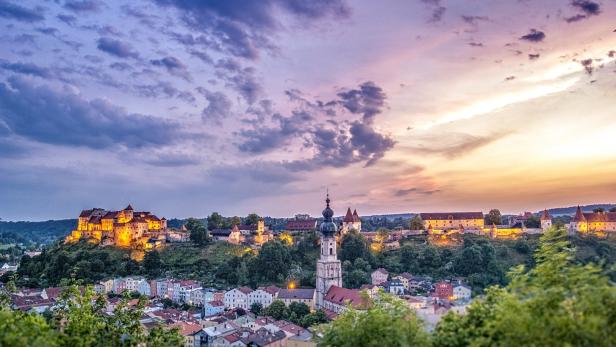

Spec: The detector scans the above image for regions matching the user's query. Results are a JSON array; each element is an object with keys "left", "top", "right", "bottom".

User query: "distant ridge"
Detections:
[{"left": 545, "top": 204, "right": 616, "bottom": 216}]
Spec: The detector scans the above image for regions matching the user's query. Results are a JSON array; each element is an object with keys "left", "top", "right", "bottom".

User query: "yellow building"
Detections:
[
  {"left": 420, "top": 212, "right": 484, "bottom": 231},
  {"left": 66, "top": 204, "right": 167, "bottom": 248},
  {"left": 570, "top": 205, "right": 616, "bottom": 233}
]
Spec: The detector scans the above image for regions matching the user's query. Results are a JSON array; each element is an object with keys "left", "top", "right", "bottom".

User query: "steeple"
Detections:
[
  {"left": 343, "top": 208, "right": 354, "bottom": 223},
  {"left": 320, "top": 192, "right": 337, "bottom": 236},
  {"left": 540, "top": 209, "right": 551, "bottom": 221},
  {"left": 125, "top": 204, "right": 134, "bottom": 211},
  {"left": 573, "top": 205, "right": 586, "bottom": 222}
]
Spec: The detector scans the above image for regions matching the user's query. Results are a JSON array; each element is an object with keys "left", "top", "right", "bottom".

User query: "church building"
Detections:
[{"left": 315, "top": 194, "right": 342, "bottom": 309}]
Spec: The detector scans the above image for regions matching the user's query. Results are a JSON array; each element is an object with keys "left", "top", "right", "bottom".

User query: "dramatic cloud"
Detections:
[
  {"left": 395, "top": 187, "right": 440, "bottom": 197},
  {"left": 96, "top": 37, "right": 139, "bottom": 59},
  {"left": 566, "top": 0, "right": 601, "bottom": 22},
  {"left": 461, "top": 15, "right": 489, "bottom": 25},
  {"left": 421, "top": 0, "right": 446, "bottom": 23},
  {"left": 520, "top": 29, "right": 546, "bottom": 42},
  {"left": 64, "top": 0, "right": 102, "bottom": 13},
  {"left": 336, "top": 81, "right": 386, "bottom": 124},
  {"left": 0, "top": 77, "right": 179, "bottom": 149},
  {"left": 198, "top": 89, "right": 232, "bottom": 124},
  {"left": 0, "top": 1, "right": 44, "bottom": 22},
  {"left": 407, "top": 132, "right": 504, "bottom": 159},
  {"left": 238, "top": 82, "right": 395, "bottom": 170},
  {"left": 153, "top": 0, "right": 350, "bottom": 60},
  {"left": 151, "top": 56, "right": 191, "bottom": 80},
  {"left": 580, "top": 58, "right": 594, "bottom": 74},
  {"left": 0, "top": 60, "right": 52, "bottom": 79},
  {"left": 215, "top": 58, "right": 263, "bottom": 104}
]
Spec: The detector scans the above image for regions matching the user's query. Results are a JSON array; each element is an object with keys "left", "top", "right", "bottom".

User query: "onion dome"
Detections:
[{"left": 320, "top": 193, "right": 337, "bottom": 237}]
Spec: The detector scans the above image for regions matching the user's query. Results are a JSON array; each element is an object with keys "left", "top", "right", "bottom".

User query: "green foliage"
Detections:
[
  {"left": 263, "top": 300, "right": 288, "bottom": 320},
  {"left": 186, "top": 218, "right": 209, "bottom": 246},
  {"left": 142, "top": 251, "right": 162, "bottom": 278},
  {"left": 245, "top": 213, "right": 260, "bottom": 226},
  {"left": 409, "top": 215, "right": 424, "bottom": 230},
  {"left": 206, "top": 212, "right": 224, "bottom": 231},
  {"left": 0, "top": 219, "right": 75, "bottom": 245},
  {"left": 0, "top": 285, "right": 182, "bottom": 347},
  {"left": 300, "top": 309, "right": 329, "bottom": 328},
  {"left": 484, "top": 209, "right": 502, "bottom": 225},
  {"left": 339, "top": 231, "right": 374, "bottom": 265},
  {"left": 318, "top": 294, "right": 430, "bottom": 347},
  {"left": 0, "top": 308, "right": 59, "bottom": 346},
  {"left": 525, "top": 215, "right": 541, "bottom": 228},
  {"left": 433, "top": 227, "right": 616, "bottom": 347},
  {"left": 250, "top": 302, "right": 263, "bottom": 316},
  {"left": 251, "top": 241, "right": 292, "bottom": 284}
]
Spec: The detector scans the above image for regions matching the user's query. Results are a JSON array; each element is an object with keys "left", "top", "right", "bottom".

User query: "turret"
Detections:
[
  {"left": 571, "top": 206, "right": 587, "bottom": 233},
  {"left": 540, "top": 209, "right": 552, "bottom": 231}
]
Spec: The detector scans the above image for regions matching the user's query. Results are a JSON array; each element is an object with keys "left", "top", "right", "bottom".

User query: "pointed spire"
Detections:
[
  {"left": 352, "top": 209, "right": 360, "bottom": 222},
  {"left": 125, "top": 204, "right": 133, "bottom": 211},
  {"left": 573, "top": 205, "right": 586, "bottom": 222},
  {"left": 344, "top": 208, "right": 354, "bottom": 222},
  {"left": 540, "top": 209, "right": 551, "bottom": 221}
]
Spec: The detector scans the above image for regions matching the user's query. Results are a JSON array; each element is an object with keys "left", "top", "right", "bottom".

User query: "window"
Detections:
[{"left": 329, "top": 247, "right": 333, "bottom": 255}]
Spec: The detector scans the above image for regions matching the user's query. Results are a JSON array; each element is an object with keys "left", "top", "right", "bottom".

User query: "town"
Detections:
[{"left": 2, "top": 195, "right": 616, "bottom": 347}]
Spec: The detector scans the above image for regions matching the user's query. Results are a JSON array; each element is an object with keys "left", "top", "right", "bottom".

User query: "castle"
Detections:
[
  {"left": 570, "top": 206, "right": 616, "bottom": 233},
  {"left": 65, "top": 204, "right": 167, "bottom": 248},
  {"left": 340, "top": 208, "right": 362, "bottom": 233}
]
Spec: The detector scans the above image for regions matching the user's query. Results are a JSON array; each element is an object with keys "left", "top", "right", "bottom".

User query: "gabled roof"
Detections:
[
  {"left": 420, "top": 212, "right": 483, "bottom": 220},
  {"left": 237, "top": 287, "right": 253, "bottom": 295},
  {"left": 125, "top": 204, "right": 134, "bottom": 211},
  {"left": 324, "top": 286, "right": 369, "bottom": 309},
  {"left": 285, "top": 220, "right": 317, "bottom": 231},
  {"left": 277, "top": 288, "right": 314, "bottom": 300},
  {"left": 352, "top": 209, "right": 361, "bottom": 222},
  {"left": 211, "top": 229, "right": 232, "bottom": 236},
  {"left": 583, "top": 212, "right": 616, "bottom": 223}
]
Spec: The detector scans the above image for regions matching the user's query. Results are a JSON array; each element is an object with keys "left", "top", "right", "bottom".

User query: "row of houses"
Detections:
[{"left": 368, "top": 268, "right": 472, "bottom": 301}]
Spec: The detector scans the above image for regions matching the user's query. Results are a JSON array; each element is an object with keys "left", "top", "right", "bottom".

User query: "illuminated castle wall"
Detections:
[{"left": 66, "top": 204, "right": 167, "bottom": 248}]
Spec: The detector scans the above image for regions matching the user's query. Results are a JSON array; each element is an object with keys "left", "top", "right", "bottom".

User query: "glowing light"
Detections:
[{"left": 288, "top": 281, "right": 296, "bottom": 289}]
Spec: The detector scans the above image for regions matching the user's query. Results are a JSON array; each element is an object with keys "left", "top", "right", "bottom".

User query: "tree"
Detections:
[
  {"left": 288, "top": 302, "right": 310, "bottom": 319},
  {"left": 142, "top": 251, "right": 162, "bottom": 277},
  {"left": 609, "top": 207, "right": 616, "bottom": 213},
  {"left": 264, "top": 300, "right": 288, "bottom": 320},
  {"left": 245, "top": 213, "right": 260, "bottom": 226},
  {"left": 433, "top": 227, "right": 616, "bottom": 347},
  {"left": 524, "top": 215, "right": 540, "bottom": 228},
  {"left": 301, "top": 309, "right": 329, "bottom": 328},
  {"left": 229, "top": 216, "right": 241, "bottom": 226},
  {"left": 252, "top": 241, "right": 292, "bottom": 283},
  {"left": 0, "top": 309, "right": 59, "bottom": 346},
  {"left": 318, "top": 294, "right": 429, "bottom": 347},
  {"left": 593, "top": 207, "right": 605, "bottom": 213},
  {"left": 146, "top": 325, "right": 183, "bottom": 347},
  {"left": 186, "top": 218, "right": 208, "bottom": 246},
  {"left": 409, "top": 215, "right": 424, "bottom": 230},
  {"left": 206, "top": 213, "right": 224, "bottom": 231},
  {"left": 250, "top": 302, "right": 263, "bottom": 316},
  {"left": 484, "top": 209, "right": 502, "bottom": 225},
  {"left": 339, "top": 231, "right": 373, "bottom": 265}
]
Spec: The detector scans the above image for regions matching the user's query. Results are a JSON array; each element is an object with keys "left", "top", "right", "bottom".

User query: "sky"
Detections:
[{"left": 1, "top": 0, "right": 615, "bottom": 221}]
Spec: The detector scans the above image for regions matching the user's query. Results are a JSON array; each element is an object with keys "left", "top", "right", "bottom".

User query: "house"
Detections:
[
  {"left": 420, "top": 212, "right": 484, "bottom": 231},
  {"left": 393, "top": 272, "right": 413, "bottom": 291},
  {"left": 434, "top": 281, "right": 453, "bottom": 301},
  {"left": 284, "top": 219, "right": 317, "bottom": 232},
  {"left": 359, "top": 284, "right": 380, "bottom": 299},
  {"left": 276, "top": 288, "right": 315, "bottom": 310},
  {"left": 204, "top": 300, "right": 225, "bottom": 317},
  {"left": 170, "top": 321, "right": 204, "bottom": 347},
  {"left": 203, "top": 321, "right": 241, "bottom": 346},
  {"left": 405, "top": 296, "right": 427, "bottom": 310},
  {"left": 371, "top": 268, "right": 389, "bottom": 285},
  {"left": 244, "top": 327, "right": 287, "bottom": 347},
  {"left": 453, "top": 284, "right": 472, "bottom": 300},
  {"left": 385, "top": 279, "right": 405, "bottom": 295},
  {"left": 408, "top": 276, "right": 432, "bottom": 291},
  {"left": 287, "top": 330, "right": 316, "bottom": 347},
  {"left": 211, "top": 229, "right": 233, "bottom": 242},
  {"left": 247, "top": 286, "right": 279, "bottom": 309},
  {"left": 224, "top": 287, "right": 253, "bottom": 309},
  {"left": 322, "top": 286, "right": 369, "bottom": 314}
]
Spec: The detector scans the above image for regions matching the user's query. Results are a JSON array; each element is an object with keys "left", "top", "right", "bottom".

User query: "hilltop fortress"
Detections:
[{"left": 65, "top": 204, "right": 167, "bottom": 249}]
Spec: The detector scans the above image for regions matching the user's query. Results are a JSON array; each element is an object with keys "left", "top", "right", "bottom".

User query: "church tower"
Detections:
[
  {"left": 316, "top": 193, "right": 342, "bottom": 309},
  {"left": 540, "top": 209, "right": 552, "bottom": 231}
]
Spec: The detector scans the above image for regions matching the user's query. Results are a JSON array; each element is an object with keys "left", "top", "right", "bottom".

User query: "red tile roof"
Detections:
[
  {"left": 583, "top": 212, "right": 616, "bottom": 223},
  {"left": 238, "top": 286, "right": 253, "bottom": 295},
  {"left": 285, "top": 220, "right": 317, "bottom": 231},
  {"left": 343, "top": 208, "right": 354, "bottom": 223},
  {"left": 323, "top": 286, "right": 368, "bottom": 309},
  {"left": 573, "top": 206, "right": 586, "bottom": 222}
]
